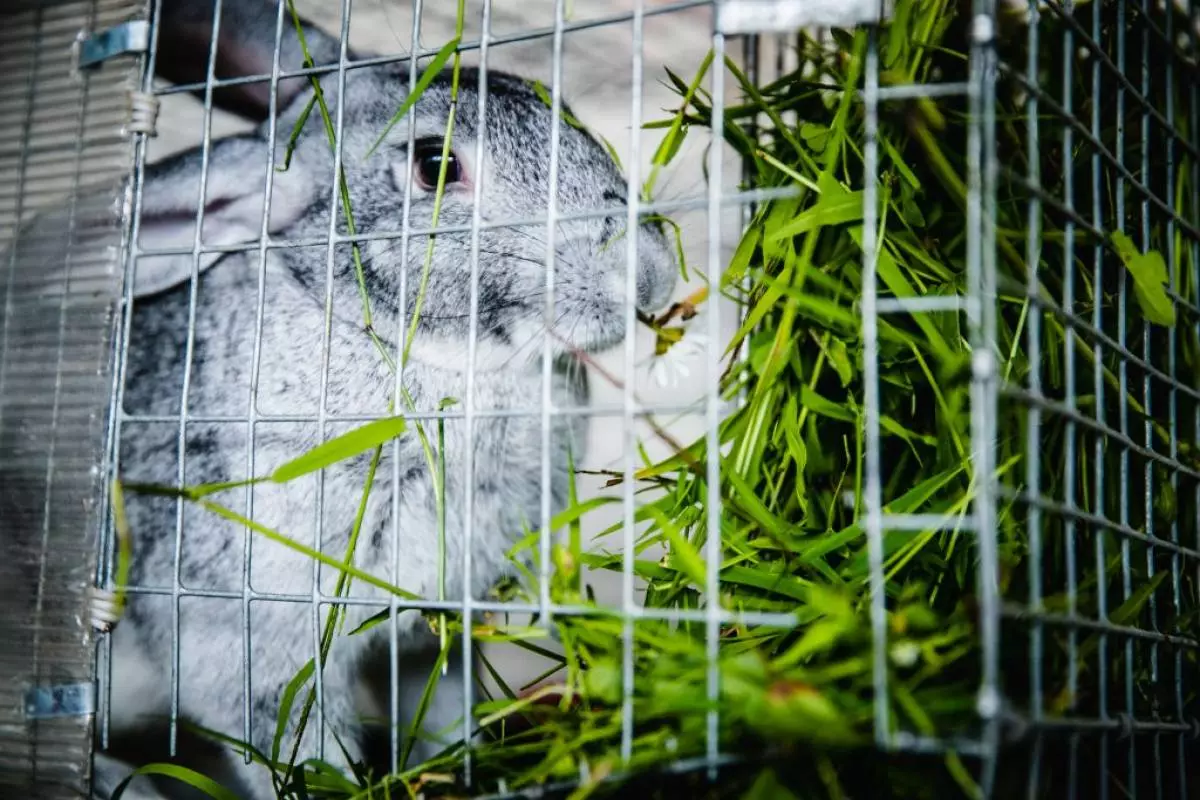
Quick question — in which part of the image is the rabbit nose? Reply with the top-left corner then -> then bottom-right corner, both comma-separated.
635,229 -> 677,311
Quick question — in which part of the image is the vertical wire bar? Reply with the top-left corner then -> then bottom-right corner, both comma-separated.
241,0 -> 290,762
539,0 -> 568,631
1137,4 -> 1162,796
861,21 -> 890,750
1161,3 -> 1186,792
619,0 -> 645,767
968,5 -> 1002,794
740,33 -> 759,230
703,26 -> 726,782
168,0 -> 228,755
1114,2 -> 1137,793
1023,4 -> 1044,796
735,33 -> 759,414
98,0 -> 166,750
1090,0 -> 1110,795
1178,4 -> 1197,797
391,0 -> 425,771
1060,6 -> 1080,794
311,0 -> 356,760
461,0 -> 494,785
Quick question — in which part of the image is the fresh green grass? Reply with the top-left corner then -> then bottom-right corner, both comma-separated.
113,1 -> 1199,798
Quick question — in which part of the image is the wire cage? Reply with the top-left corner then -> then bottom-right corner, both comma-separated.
1,0 -> 1198,798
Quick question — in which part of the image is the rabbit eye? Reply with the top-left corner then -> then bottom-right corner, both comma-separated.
412,139 -> 463,190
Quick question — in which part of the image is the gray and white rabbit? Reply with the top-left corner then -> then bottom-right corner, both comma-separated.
88,1 -> 677,797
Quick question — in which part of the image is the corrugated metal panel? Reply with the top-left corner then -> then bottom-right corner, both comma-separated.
0,0 -> 144,796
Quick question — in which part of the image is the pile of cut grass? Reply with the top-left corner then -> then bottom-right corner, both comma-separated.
424,2 -> 1199,798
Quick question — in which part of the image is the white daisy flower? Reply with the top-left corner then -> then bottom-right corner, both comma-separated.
643,328 -> 709,389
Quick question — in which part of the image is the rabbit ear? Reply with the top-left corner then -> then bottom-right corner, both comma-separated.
134,134 -> 314,298
155,0 -> 345,121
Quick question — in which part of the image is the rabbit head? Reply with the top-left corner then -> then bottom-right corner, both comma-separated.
139,1 -> 678,370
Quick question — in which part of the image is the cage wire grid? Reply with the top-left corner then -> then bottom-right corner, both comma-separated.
95,0 -> 773,792
1000,0 -> 1200,796
23,0 -> 1191,797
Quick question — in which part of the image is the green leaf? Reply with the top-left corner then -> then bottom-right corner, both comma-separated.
195,498 -> 421,600
276,93 -> 318,172
528,79 -> 588,130
399,639 -> 454,770
798,385 -> 855,422
1111,230 -> 1175,326
273,659 -> 315,763
724,226 -> 760,286
768,172 -> 865,241
109,479 -> 134,613
297,758 -> 364,793
799,123 -> 829,151
366,36 -> 462,158
598,133 -> 625,171
741,769 -> 801,800
270,416 -> 407,483
112,764 -> 241,800
1108,570 -> 1169,627
827,337 -> 854,387
773,619 -> 850,667
643,508 -> 708,589
346,608 -> 391,636
643,50 -> 714,200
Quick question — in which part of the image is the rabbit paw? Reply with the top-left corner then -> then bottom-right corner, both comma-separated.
89,586 -> 123,633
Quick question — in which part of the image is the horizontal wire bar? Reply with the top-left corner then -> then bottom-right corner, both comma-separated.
1001,220 -> 1200,365
999,388 -> 1200,483
887,732 -> 993,757
1037,0 -> 1200,162
130,187 -> 802,261
1000,604 -> 1199,649
877,513 -> 976,532
154,0 -> 710,97
1040,0 -> 1199,86
1119,0 -> 1198,72
1000,66 -> 1200,246
999,486 -> 1200,561
874,81 -> 971,100
116,583 -> 800,627
1020,714 -> 1198,736
1014,270 -> 1200,383
121,401 -> 730,425
875,296 -> 973,314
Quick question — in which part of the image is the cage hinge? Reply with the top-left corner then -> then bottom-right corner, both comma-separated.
73,20 -> 150,70
716,0 -> 887,34
23,681 -> 96,721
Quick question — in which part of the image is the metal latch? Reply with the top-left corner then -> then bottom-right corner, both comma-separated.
74,20 -> 150,70
24,682 -> 96,720
716,0 -> 887,34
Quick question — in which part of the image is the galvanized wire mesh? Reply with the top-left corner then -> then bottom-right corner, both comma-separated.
0,0 -> 1186,797
992,1 -> 1200,796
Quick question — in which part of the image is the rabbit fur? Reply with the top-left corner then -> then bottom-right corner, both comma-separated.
90,1 -> 677,797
